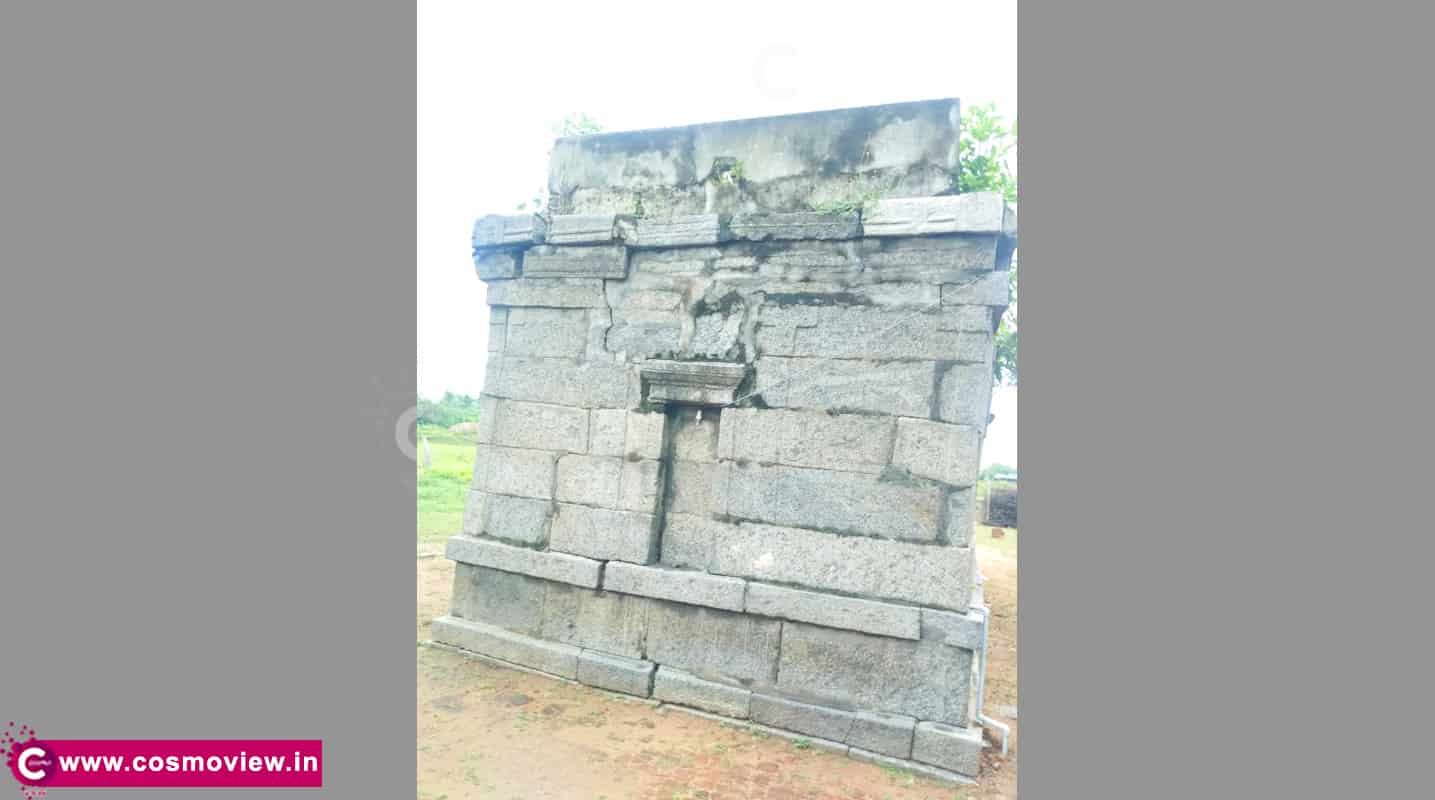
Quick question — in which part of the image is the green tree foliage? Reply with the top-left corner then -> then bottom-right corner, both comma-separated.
417,392 -> 483,428
554,112 -> 603,137
956,102 -> 1018,384
981,463 -> 1018,480
956,103 -> 1018,202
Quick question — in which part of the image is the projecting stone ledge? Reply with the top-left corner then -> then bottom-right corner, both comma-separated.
603,562 -> 746,612
431,615 -> 580,679
729,211 -> 861,241
862,194 -> 1013,237
445,535 -> 603,589
473,213 -> 547,248
640,360 -> 747,407
744,583 -> 920,640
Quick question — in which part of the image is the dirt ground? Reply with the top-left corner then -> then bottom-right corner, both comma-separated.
417,528 -> 1018,799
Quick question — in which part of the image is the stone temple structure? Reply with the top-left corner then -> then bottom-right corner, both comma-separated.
432,98 -> 1015,780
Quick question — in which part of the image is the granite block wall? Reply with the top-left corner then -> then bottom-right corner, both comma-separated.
433,99 -> 1015,779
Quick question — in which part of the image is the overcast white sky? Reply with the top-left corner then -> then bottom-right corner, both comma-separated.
418,0 -> 1017,466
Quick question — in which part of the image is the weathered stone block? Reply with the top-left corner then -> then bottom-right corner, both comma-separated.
729,211 -> 860,241
488,312 -> 507,353
937,362 -> 994,428
710,523 -> 973,610
492,399 -> 589,453
720,409 -> 893,474
920,608 -> 984,652
757,305 -> 989,360
862,194 -> 1007,237
522,244 -> 628,278
549,503 -> 657,564
666,461 -> 731,517
450,563 -> 547,635
605,319 -> 682,359
750,694 -> 854,742
486,278 -> 607,308
892,420 -> 981,488
628,247 -> 720,277
473,445 -> 557,500
488,358 -> 633,409
540,582 -> 650,659
858,235 -> 1001,276
776,622 -> 973,725
848,711 -> 916,759
632,214 -> 725,247
658,513 -> 729,570
483,494 -> 553,546
547,214 -> 618,244
446,535 -> 602,588
941,272 -> 1009,307
473,213 -> 546,247
475,394 -> 499,443
645,601 -> 780,683
690,310 -> 744,358
431,615 -> 579,679
603,562 -> 745,611
624,410 -> 666,459
670,410 -> 720,462
504,307 -> 590,359
942,488 -> 976,546
577,650 -> 655,697
912,722 -> 984,777
745,583 -> 920,640
475,249 -> 520,281
755,357 -> 934,417
954,331 -> 994,365
461,489 -> 488,535
653,667 -> 751,718
726,463 -> 942,541
618,458 -> 663,513
588,409 -> 627,456
555,454 -> 623,507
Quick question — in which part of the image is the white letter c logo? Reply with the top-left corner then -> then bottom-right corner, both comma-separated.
17,746 -> 48,781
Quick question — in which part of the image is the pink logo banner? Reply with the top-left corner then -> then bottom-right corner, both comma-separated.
6,738 -> 322,790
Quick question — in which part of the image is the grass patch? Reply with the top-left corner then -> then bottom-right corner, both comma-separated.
418,424 -> 478,546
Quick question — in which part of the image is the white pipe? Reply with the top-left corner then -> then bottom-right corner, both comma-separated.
971,602 -> 1011,756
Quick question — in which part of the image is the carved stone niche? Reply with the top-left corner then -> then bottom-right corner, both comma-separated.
639,360 -> 748,407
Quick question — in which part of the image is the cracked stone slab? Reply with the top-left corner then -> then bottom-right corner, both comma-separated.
445,535 -> 602,588
431,615 -> 579,679
862,194 -> 1008,236
729,211 -> 861,241
711,522 -> 973,609
653,667 -> 752,718
486,278 -> 607,308
473,213 -> 546,247
547,214 -> 619,244
631,214 -> 726,247
522,244 -> 628,278
576,650 -> 655,697
911,722 -> 984,777
603,562 -> 746,611
745,583 -> 920,640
